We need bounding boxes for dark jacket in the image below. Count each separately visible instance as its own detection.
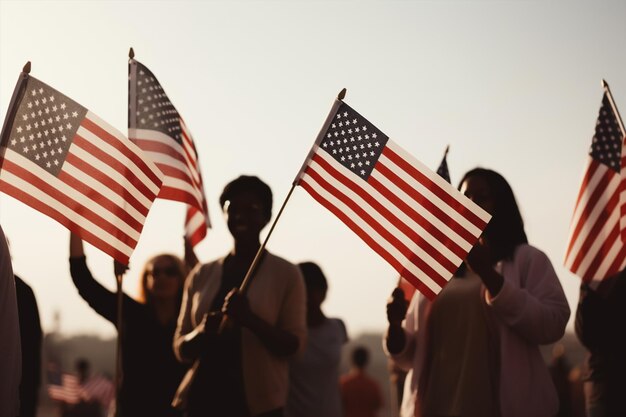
[70,256,186,417]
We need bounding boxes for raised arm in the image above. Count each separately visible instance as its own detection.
[68,233,137,324]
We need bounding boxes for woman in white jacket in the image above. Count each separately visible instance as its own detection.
[385,167,570,417]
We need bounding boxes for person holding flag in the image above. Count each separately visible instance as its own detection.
[68,233,191,417]
[173,175,306,417]
[570,81,626,417]
[385,168,570,417]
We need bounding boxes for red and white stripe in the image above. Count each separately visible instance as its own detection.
[48,374,81,404]
[81,375,115,407]
[0,111,163,264]
[565,155,626,283]
[129,117,209,246]
[298,139,490,299]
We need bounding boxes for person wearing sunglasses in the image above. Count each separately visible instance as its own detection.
[69,233,191,417]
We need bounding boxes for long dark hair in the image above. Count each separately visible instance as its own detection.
[459,168,528,262]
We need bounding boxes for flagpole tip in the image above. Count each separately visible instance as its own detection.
[444,145,450,156]
[23,61,31,74]
[129,47,135,59]
[338,88,347,100]
[602,79,609,89]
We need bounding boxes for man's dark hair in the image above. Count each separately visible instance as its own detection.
[298,262,328,293]
[219,175,273,220]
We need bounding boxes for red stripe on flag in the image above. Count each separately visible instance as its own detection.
[300,178,438,299]
[57,167,144,233]
[0,177,131,263]
[82,117,162,186]
[73,134,158,203]
[603,235,626,283]
[565,161,609,260]
[131,138,187,165]
[186,207,207,247]
[382,146,487,230]
[568,174,620,272]
[374,161,478,246]
[158,186,204,208]
[579,222,622,282]
[156,163,203,193]
[367,174,470,259]
[311,154,458,274]
[306,167,449,286]
[64,152,150,219]
[1,159,137,248]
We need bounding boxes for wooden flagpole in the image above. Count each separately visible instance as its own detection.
[111,47,136,417]
[114,272,124,417]
[238,88,347,295]
[220,88,347,328]
[603,79,626,138]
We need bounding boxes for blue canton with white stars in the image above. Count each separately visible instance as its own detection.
[319,103,389,180]
[132,61,183,145]
[8,77,86,176]
[590,94,623,173]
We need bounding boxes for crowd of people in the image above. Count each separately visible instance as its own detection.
[0,170,624,417]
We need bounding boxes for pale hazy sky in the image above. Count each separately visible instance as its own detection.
[1,0,625,339]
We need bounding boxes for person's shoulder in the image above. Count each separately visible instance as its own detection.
[512,243,551,264]
[190,257,224,282]
[264,252,302,277]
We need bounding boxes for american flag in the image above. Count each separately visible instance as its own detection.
[295,99,490,299]
[398,146,452,301]
[47,373,80,404]
[565,90,626,283]
[128,59,209,246]
[436,146,451,183]
[82,375,115,408]
[0,71,163,264]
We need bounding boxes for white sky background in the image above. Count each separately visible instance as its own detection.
[1,0,625,339]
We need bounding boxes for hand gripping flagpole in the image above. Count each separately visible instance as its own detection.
[603,79,626,138]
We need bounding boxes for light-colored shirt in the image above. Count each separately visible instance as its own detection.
[174,251,307,415]
[286,318,347,417]
[0,225,21,417]
[385,244,570,417]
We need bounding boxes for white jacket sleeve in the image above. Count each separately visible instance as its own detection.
[488,245,570,345]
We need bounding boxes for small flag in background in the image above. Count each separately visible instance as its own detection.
[128,58,210,246]
[436,145,451,183]
[82,375,115,408]
[47,372,80,404]
[295,97,490,299]
[565,88,626,283]
[0,67,163,264]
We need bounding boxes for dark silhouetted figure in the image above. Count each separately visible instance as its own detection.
[576,271,626,417]
[15,275,42,417]
[69,233,189,417]
[285,262,347,417]
[340,346,382,417]
[174,175,307,417]
[385,168,570,417]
